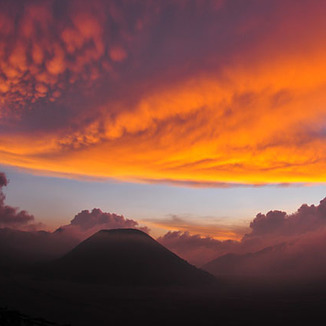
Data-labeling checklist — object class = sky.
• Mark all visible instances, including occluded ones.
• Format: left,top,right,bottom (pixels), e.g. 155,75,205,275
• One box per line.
1,0,326,240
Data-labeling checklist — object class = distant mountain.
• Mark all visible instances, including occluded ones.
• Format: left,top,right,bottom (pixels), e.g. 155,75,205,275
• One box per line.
45,228,215,286
0,228,77,266
202,242,326,282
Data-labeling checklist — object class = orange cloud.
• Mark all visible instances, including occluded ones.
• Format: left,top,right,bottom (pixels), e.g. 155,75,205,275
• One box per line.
1,0,326,186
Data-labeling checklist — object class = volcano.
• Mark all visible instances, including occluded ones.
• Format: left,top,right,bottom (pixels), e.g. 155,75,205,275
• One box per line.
47,228,215,286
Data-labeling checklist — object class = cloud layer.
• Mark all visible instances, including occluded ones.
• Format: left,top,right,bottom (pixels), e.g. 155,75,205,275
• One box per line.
1,0,326,185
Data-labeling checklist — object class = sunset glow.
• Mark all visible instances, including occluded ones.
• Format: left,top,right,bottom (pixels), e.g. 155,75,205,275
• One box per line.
2,4,326,323
1,0,326,186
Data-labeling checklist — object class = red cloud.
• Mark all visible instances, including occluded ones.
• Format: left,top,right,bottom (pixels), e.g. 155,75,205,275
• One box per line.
1,0,326,185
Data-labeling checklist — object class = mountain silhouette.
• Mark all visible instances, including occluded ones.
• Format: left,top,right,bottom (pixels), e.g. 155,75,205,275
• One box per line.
45,228,215,286
202,242,324,281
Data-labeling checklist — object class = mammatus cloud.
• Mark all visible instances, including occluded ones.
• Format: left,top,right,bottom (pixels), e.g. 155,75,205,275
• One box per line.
1,0,326,185
0,172,35,229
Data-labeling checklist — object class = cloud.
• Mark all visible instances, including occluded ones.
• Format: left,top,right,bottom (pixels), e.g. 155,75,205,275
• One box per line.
1,1,326,185
148,214,244,241
238,197,326,251
0,172,8,187
0,172,35,229
241,198,326,250
158,231,238,266
0,0,111,115
56,208,150,240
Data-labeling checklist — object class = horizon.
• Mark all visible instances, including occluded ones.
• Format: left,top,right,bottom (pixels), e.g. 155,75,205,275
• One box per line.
1,165,326,240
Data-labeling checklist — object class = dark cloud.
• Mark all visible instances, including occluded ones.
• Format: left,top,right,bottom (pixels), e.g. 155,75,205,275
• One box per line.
0,172,35,229
249,210,287,236
0,172,8,188
0,207,34,229
0,172,8,205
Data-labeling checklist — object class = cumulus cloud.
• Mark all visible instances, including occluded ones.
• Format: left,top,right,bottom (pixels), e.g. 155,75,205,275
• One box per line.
56,208,150,240
0,172,35,229
239,198,326,252
70,209,140,230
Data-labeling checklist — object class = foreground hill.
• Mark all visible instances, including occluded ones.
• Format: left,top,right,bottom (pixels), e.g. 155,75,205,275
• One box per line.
44,228,215,286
